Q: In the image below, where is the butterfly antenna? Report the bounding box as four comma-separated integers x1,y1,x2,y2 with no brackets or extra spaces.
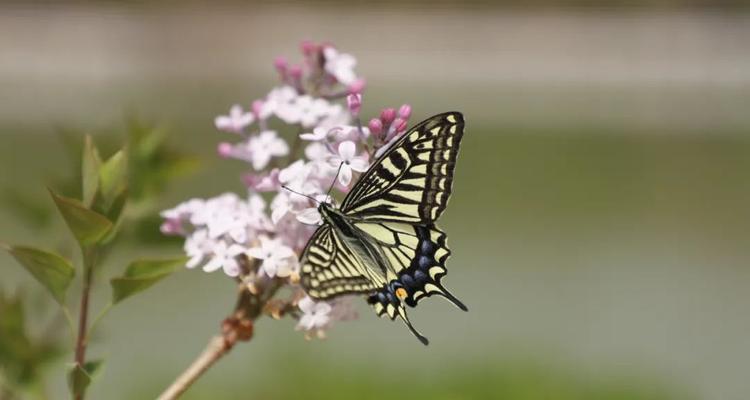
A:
281,185,320,204
326,162,344,200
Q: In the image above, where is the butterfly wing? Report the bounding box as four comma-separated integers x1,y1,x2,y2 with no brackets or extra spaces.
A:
299,225,386,299
341,112,464,223
353,221,466,310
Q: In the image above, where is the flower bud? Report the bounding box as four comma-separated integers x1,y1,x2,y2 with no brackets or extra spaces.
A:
289,65,303,80
380,108,396,125
347,78,366,94
273,56,288,73
217,142,233,158
398,104,412,120
393,118,408,133
251,100,264,117
300,40,316,56
368,118,383,137
347,93,362,116
160,219,182,235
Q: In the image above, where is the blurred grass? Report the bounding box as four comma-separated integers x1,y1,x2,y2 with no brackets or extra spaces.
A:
131,357,689,400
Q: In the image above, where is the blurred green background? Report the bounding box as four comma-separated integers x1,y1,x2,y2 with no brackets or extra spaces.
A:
1,2,749,399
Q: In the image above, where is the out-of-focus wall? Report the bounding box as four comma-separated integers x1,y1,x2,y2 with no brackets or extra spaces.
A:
1,4,749,132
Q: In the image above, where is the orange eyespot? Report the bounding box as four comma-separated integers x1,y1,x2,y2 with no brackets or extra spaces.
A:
395,288,408,300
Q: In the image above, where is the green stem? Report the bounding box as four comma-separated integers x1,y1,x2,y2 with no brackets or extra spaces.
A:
73,246,97,400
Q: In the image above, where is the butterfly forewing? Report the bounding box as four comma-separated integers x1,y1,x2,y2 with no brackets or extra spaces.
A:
341,112,464,223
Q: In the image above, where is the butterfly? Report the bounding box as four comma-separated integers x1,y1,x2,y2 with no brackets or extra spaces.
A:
299,112,467,345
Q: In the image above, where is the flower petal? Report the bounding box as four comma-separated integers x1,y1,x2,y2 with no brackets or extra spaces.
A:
202,256,223,273
348,157,369,172
296,208,322,225
246,247,267,260
298,296,315,313
338,165,352,187
338,141,356,161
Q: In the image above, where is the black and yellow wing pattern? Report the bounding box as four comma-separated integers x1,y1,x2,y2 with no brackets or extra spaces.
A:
299,112,466,345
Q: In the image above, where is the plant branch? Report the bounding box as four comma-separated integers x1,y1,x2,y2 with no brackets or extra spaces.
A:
157,259,284,400
73,246,96,400
155,334,232,400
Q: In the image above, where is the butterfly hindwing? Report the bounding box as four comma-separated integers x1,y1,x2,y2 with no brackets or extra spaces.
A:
300,225,385,299
355,221,466,310
341,112,464,223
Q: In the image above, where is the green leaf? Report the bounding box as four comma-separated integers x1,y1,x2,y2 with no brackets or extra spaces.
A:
82,135,102,207
83,359,104,380
49,189,112,246
98,150,128,211
67,363,91,397
0,290,63,388
3,245,75,305
110,258,185,304
99,188,129,244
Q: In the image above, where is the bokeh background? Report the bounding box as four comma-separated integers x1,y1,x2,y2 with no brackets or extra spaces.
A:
2,1,749,399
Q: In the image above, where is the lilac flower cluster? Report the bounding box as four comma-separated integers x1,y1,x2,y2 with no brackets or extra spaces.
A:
161,41,412,338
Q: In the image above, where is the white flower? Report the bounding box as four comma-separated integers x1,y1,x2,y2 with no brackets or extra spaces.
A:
215,105,254,133
246,194,273,233
316,104,351,131
295,194,330,226
202,240,246,277
296,296,332,331
261,86,298,119
328,141,369,186
247,130,289,170
304,142,331,163
184,229,212,269
244,168,280,192
323,46,357,85
278,160,322,205
247,236,297,278
270,192,293,225
300,127,328,141
277,95,335,128
296,207,322,225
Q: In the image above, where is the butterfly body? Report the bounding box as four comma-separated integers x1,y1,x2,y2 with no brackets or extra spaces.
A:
300,112,467,345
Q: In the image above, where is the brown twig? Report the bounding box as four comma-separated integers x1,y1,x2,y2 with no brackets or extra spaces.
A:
73,246,96,400
157,259,283,400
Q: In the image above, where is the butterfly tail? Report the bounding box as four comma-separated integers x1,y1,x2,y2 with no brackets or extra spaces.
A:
397,305,429,346
435,285,468,312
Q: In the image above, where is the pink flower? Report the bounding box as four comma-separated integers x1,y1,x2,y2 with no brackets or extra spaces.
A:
299,127,328,141
247,236,297,278
247,131,289,170
347,93,362,116
328,141,369,187
296,296,332,331
323,46,357,85
243,168,280,192
214,105,254,133
202,240,246,277
295,194,331,226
